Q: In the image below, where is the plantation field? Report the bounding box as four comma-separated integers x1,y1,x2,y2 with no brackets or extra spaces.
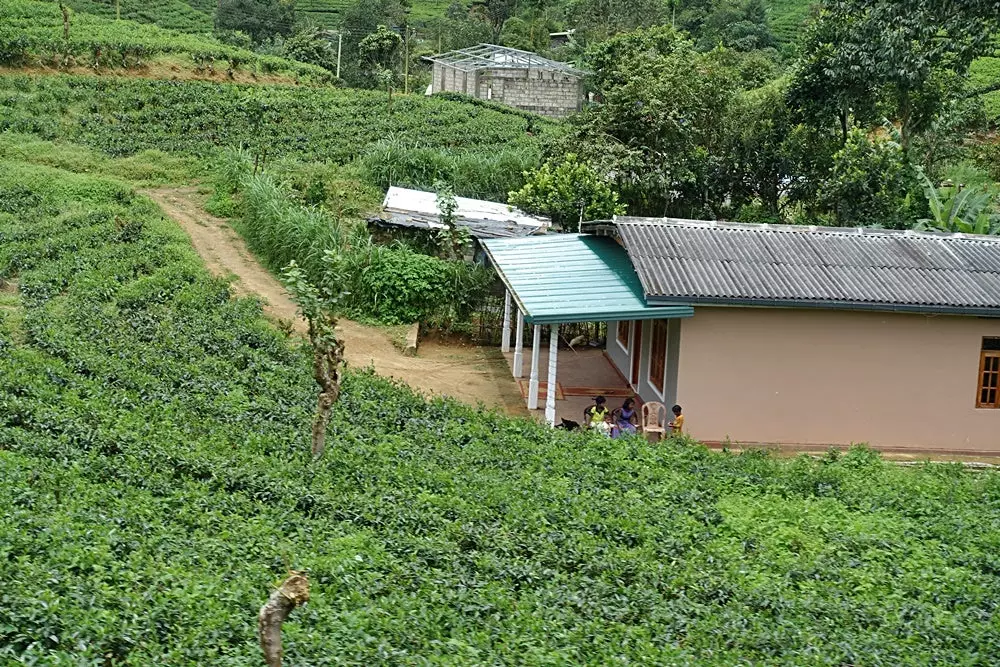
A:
765,0,815,45
970,55,1000,122
0,0,327,80
0,73,550,199
63,0,214,33
4,145,1000,663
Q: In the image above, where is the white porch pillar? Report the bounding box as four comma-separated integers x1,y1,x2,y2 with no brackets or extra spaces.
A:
527,324,541,409
545,323,558,426
500,290,512,353
512,310,525,378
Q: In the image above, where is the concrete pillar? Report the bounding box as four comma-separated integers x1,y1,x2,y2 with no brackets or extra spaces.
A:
528,324,541,409
513,310,524,377
501,290,512,353
545,323,558,426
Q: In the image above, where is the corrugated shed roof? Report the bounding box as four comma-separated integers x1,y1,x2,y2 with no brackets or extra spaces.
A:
615,218,1000,316
424,44,586,76
370,187,549,239
482,234,693,324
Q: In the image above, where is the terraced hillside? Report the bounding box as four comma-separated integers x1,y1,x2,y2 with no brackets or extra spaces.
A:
63,0,214,33
0,0,329,82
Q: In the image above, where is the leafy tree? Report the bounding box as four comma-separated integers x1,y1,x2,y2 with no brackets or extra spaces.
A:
789,0,1000,151
426,1,493,53
570,27,737,217
215,0,297,44
280,255,347,459
281,27,337,72
339,0,408,86
682,0,776,52
434,180,470,259
817,129,923,228
359,25,402,104
509,153,626,230
471,0,519,43
568,0,666,41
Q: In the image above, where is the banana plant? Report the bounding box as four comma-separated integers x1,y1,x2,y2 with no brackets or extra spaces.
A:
915,167,1000,235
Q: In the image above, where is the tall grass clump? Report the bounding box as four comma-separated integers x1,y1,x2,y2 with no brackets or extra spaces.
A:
218,151,492,325
360,138,541,202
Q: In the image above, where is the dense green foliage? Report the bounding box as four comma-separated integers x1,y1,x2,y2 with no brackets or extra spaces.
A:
0,73,549,199
215,0,297,43
509,153,625,229
219,152,493,324
6,155,1000,663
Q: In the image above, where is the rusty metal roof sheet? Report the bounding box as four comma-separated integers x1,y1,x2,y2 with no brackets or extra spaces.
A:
614,218,1000,316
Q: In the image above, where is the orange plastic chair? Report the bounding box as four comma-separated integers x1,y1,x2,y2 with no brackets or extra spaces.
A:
641,401,667,438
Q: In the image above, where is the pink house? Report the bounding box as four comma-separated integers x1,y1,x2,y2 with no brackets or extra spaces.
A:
483,219,1000,455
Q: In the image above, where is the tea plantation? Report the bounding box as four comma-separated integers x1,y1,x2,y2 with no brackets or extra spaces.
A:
0,73,549,200
3,150,1000,664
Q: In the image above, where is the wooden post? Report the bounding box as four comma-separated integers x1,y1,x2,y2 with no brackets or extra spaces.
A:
513,310,524,378
501,290,512,353
528,324,541,409
545,323,558,426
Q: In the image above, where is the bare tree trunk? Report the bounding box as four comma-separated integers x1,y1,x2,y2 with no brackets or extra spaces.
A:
60,3,70,42
309,322,344,458
259,571,310,667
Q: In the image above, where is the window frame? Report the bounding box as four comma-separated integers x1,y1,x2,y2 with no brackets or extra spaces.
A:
977,348,1000,409
648,319,668,396
616,320,632,354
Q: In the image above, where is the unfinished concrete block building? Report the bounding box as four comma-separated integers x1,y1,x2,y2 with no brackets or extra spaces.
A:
425,44,585,119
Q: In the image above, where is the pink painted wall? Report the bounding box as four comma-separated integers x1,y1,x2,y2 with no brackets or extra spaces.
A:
676,307,1000,453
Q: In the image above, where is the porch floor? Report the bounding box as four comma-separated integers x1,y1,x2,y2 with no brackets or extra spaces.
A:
502,346,639,426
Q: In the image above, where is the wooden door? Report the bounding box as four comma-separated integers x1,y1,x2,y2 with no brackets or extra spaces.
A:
630,321,642,387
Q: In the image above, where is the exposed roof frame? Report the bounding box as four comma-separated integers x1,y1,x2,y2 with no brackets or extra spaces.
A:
424,43,586,77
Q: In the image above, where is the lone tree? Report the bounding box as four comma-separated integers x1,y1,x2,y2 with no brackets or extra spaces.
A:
280,252,347,458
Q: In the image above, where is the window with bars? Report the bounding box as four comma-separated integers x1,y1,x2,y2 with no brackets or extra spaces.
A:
977,337,1000,409
649,320,668,394
616,320,631,352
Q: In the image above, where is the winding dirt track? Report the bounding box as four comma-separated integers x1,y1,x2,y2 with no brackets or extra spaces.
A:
143,187,526,414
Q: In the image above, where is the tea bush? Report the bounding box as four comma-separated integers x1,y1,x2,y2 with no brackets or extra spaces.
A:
0,71,549,199
4,156,1000,664
0,0,327,79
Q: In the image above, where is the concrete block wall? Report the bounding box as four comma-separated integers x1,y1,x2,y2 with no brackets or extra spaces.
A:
434,64,583,118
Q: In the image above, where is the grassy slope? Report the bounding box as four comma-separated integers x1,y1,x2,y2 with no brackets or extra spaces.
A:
4,143,1000,663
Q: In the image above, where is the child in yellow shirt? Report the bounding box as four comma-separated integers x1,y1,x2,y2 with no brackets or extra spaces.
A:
668,404,684,435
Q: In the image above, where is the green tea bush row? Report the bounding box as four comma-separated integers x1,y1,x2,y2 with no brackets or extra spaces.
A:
0,0,329,80
0,72,549,199
5,155,1000,663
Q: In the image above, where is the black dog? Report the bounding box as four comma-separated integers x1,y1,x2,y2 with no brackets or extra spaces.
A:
556,418,581,431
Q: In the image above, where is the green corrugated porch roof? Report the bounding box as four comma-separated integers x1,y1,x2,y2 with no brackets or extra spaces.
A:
481,234,694,324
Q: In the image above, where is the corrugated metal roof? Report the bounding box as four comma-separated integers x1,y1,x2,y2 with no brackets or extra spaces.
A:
482,234,693,324
370,187,549,239
424,44,586,76
615,217,1000,316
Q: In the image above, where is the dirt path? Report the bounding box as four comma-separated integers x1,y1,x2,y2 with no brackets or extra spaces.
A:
144,187,526,415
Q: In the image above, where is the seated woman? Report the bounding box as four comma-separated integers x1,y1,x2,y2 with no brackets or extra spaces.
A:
611,398,638,438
